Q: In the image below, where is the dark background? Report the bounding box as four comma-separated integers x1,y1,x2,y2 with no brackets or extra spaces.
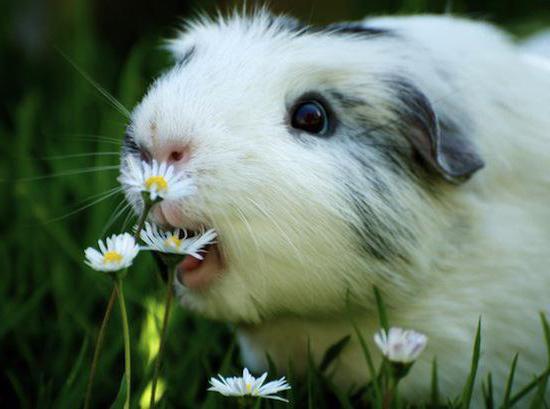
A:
1,1,549,408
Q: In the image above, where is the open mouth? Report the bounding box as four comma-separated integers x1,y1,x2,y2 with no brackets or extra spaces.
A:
152,204,224,290
177,240,223,290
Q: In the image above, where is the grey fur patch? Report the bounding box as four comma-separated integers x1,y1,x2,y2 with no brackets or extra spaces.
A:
175,46,196,67
387,76,484,183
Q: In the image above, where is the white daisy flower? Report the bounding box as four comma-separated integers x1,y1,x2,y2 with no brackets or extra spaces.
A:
208,368,291,402
139,222,217,259
84,233,140,272
118,158,196,202
374,327,428,364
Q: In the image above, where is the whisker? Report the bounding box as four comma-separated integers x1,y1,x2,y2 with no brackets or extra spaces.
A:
56,134,123,145
121,205,138,232
233,204,267,270
57,48,132,119
47,133,123,144
41,187,124,225
18,165,120,182
101,200,133,236
41,152,120,160
246,197,305,266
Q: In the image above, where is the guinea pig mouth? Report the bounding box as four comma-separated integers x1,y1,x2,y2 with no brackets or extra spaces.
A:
176,231,224,291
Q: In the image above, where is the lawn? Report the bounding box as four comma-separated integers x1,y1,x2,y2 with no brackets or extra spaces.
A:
2,0,550,407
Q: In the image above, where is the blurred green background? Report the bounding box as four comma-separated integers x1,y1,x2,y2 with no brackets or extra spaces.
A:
1,1,549,408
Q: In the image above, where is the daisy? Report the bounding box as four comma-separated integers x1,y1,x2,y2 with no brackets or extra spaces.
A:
208,368,291,402
374,327,428,364
139,222,217,259
118,158,196,202
84,233,140,272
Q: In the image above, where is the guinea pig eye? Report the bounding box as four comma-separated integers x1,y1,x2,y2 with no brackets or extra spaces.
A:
291,100,329,135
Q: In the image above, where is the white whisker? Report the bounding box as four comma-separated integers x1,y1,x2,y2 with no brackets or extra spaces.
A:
58,49,132,118
42,152,120,160
246,197,306,267
18,165,120,182
101,200,133,236
42,186,124,224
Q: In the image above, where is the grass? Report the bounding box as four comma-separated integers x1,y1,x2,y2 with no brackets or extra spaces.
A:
2,0,550,407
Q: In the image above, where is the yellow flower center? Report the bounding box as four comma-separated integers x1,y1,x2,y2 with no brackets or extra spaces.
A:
103,251,123,264
246,383,252,393
144,176,168,192
164,235,182,249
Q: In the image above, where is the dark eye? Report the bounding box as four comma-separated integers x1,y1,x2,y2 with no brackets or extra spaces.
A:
291,100,329,135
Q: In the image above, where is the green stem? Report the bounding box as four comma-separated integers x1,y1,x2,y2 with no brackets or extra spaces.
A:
134,201,152,241
83,287,117,409
83,200,152,408
115,278,132,409
149,267,175,408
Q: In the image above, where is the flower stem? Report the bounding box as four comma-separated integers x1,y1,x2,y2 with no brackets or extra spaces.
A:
149,267,175,408
84,287,117,409
115,278,132,409
84,202,152,409
134,201,152,241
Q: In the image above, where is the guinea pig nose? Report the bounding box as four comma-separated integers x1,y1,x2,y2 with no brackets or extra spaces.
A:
165,146,190,165
169,150,184,162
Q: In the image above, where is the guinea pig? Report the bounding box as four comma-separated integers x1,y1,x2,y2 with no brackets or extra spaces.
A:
121,9,550,404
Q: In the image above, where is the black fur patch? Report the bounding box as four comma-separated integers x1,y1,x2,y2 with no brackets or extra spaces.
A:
269,16,390,39
321,23,390,37
121,132,139,156
329,90,371,110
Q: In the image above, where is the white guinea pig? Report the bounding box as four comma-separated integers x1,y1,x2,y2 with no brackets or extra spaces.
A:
121,10,550,404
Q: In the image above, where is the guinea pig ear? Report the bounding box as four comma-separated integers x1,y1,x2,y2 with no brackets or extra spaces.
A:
393,79,484,183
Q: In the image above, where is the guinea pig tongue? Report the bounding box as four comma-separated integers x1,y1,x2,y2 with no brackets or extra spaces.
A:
180,254,204,271
177,244,222,290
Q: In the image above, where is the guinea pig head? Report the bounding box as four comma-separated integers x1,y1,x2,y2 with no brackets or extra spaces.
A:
120,12,484,324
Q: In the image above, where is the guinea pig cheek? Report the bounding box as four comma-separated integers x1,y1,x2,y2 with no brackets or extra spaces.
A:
177,243,223,290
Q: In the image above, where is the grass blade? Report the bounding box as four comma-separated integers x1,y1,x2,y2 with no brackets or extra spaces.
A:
110,375,127,409
540,313,550,365
507,368,550,406
528,371,549,409
461,319,482,409
502,353,519,409
349,318,382,409
482,373,494,409
431,358,440,407
373,286,389,331
319,335,351,373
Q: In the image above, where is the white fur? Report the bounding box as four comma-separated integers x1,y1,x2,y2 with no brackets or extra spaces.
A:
126,11,550,405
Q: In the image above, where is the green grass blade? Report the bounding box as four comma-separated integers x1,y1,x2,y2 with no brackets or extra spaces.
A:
319,335,351,373
540,313,550,365
373,286,389,331
266,352,278,375
110,374,127,409
482,373,494,409
460,319,482,409
431,358,440,407
502,353,519,409
528,370,549,409
507,368,550,406
350,318,382,409
0,283,48,340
